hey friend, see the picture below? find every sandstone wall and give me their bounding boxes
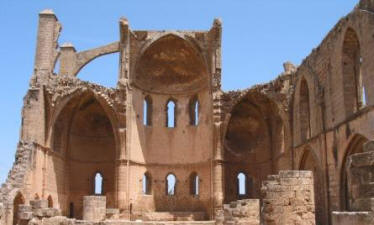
[331,140,374,225]
[261,170,315,225]
[215,199,259,225]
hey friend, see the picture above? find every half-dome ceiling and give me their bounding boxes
[134,34,208,93]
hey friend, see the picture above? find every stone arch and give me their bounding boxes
[299,145,326,225]
[189,172,199,196]
[188,95,199,126]
[133,34,209,94]
[339,133,368,210]
[299,78,311,142]
[142,172,152,195]
[143,95,153,126]
[73,42,120,77]
[166,173,177,196]
[48,89,119,219]
[48,88,120,156]
[223,91,286,202]
[93,171,104,195]
[293,72,321,146]
[165,98,177,128]
[137,32,205,61]
[341,27,364,116]
[12,192,25,225]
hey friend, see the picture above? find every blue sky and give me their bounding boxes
[0,0,357,183]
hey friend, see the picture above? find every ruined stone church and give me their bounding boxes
[1,0,374,225]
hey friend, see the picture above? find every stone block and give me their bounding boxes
[351,198,373,211]
[30,200,48,210]
[32,208,44,217]
[106,208,120,219]
[350,152,374,168]
[41,216,75,225]
[19,212,33,221]
[279,170,300,178]
[332,211,374,225]
[42,208,61,217]
[364,141,374,152]
[82,195,106,221]
[18,205,32,214]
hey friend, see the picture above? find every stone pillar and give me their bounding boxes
[116,163,128,210]
[82,196,106,221]
[59,43,76,76]
[261,170,316,225]
[34,9,61,80]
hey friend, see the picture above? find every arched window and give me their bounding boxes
[362,85,367,106]
[166,100,177,128]
[237,172,247,196]
[47,195,53,208]
[190,172,199,196]
[299,78,311,142]
[166,173,176,195]
[342,28,363,114]
[94,172,103,195]
[189,97,199,126]
[359,57,367,107]
[143,96,152,126]
[142,172,152,195]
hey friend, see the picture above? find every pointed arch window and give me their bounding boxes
[94,172,103,195]
[166,100,177,128]
[299,78,311,142]
[143,96,153,126]
[342,28,365,114]
[189,97,199,126]
[142,172,152,195]
[166,173,176,195]
[190,172,199,196]
[237,172,247,196]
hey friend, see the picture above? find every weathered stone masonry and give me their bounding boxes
[2,0,374,225]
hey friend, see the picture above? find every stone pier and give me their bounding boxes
[261,170,316,225]
[82,196,107,221]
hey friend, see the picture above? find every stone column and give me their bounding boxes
[82,196,106,221]
[59,43,76,76]
[34,9,61,80]
[262,170,316,225]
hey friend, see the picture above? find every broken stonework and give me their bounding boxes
[261,171,315,225]
[217,199,259,225]
[331,140,374,225]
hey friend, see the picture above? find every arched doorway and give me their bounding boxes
[340,134,367,211]
[12,192,25,225]
[299,147,326,225]
[52,92,117,219]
